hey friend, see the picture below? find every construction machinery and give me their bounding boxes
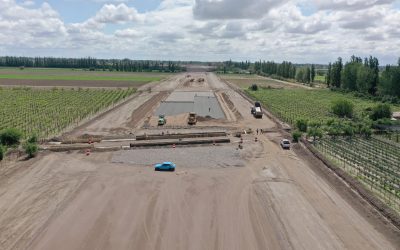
[188,112,197,125]
[158,114,166,126]
[252,101,263,118]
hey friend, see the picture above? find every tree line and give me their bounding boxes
[254,61,297,80]
[295,64,316,84]
[219,60,318,83]
[0,56,184,72]
[326,55,400,99]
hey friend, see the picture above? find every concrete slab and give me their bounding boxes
[194,96,225,119]
[165,91,214,102]
[156,102,193,116]
[155,91,225,119]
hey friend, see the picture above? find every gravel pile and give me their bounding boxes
[112,145,245,168]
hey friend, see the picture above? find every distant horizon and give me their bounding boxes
[0,55,399,67]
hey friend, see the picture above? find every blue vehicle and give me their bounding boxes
[154,162,176,171]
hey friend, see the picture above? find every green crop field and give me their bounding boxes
[375,132,400,144]
[246,88,400,125]
[0,87,135,138]
[0,73,162,82]
[316,137,400,212]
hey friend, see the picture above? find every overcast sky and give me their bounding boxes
[0,0,399,64]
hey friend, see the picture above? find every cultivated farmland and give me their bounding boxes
[0,87,135,138]
[0,68,169,88]
[316,137,400,212]
[246,88,400,124]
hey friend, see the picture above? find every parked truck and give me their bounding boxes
[188,112,197,125]
[253,101,263,118]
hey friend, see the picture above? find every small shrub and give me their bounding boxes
[296,119,308,132]
[27,134,38,144]
[0,128,23,146]
[331,99,354,118]
[292,131,302,142]
[343,125,354,138]
[369,104,392,121]
[326,126,340,139]
[250,84,258,91]
[24,143,38,158]
[360,126,372,138]
[307,127,323,142]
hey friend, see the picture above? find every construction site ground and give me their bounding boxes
[0,73,399,250]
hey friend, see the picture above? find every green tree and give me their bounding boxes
[306,67,311,84]
[343,124,354,139]
[250,84,258,91]
[342,59,362,91]
[365,56,379,95]
[311,64,315,82]
[0,128,22,146]
[296,119,308,132]
[356,66,374,93]
[379,65,400,97]
[292,131,302,142]
[296,68,304,83]
[331,99,354,118]
[331,57,343,88]
[360,126,372,139]
[370,104,392,120]
[24,143,38,158]
[28,134,38,144]
[326,126,341,139]
[307,127,323,142]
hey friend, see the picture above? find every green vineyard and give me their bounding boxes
[315,137,400,212]
[246,88,400,124]
[0,87,135,138]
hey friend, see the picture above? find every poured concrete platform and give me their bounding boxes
[156,91,225,119]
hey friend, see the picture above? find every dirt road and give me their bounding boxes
[0,73,398,250]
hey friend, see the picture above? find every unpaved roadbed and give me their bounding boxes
[0,72,398,250]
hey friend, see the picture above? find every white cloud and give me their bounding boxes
[315,0,395,11]
[92,3,141,24]
[114,28,142,38]
[0,0,399,63]
[193,0,289,19]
